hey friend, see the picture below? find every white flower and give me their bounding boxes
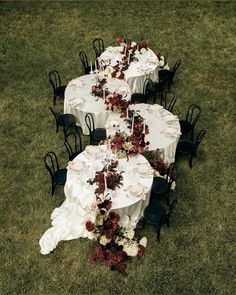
[107,73,112,78]
[115,71,121,78]
[140,48,147,54]
[100,235,111,245]
[159,60,164,67]
[120,42,126,47]
[123,241,139,257]
[154,170,161,177]
[123,228,135,239]
[117,46,124,53]
[139,237,147,248]
[131,41,137,48]
[160,55,165,60]
[171,181,176,190]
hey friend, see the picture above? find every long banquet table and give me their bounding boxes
[39,145,153,255]
[105,103,181,165]
[64,74,131,135]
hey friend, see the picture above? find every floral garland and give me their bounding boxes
[86,197,147,276]
[91,78,130,113]
[107,111,150,159]
[87,160,124,196]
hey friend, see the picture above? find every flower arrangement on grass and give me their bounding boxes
[86,196,147,276]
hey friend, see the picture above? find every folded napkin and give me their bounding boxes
[128,184,148,200]
[85,145,101,156]
[148,104,163,112]
[68,79,84,87]
[67,160,84,172]
[136,164,154,176]
[163,114,179,123]
[164,127,182,138]
[69,97,84,108]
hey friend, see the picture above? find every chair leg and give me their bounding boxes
[155,225,161,242]
[189,154,193,168]
[166,217,170,228]
[53,95,56,106]
[165,193,170,207]
[51,183,56,196]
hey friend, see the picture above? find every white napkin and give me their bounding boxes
[69,97,84,108]
[129,184,148,200]
[164,127,182,138]
[136,164,154,175]
[148,104,163,112]
[67,160,84,172]
[163,114,179,123]
[85,145,101,156]
[68,79,84,87]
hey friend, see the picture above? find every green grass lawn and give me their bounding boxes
[0,1,235,294]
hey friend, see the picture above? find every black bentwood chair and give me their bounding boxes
[85,113,106,145]
[92,38,105,59]
[64,132,83,161]
[49,70,66,105]
[179,104,201,140]
[176,129,206,168]
[131,78,157,104]
[43,151,67,196]
[151,163,177,206]
[170,59,181,83]
[158,69,172,90]
[143,199,178,242]
[49,107,77,139]
[161,91,177,113]
[79,51,93,75]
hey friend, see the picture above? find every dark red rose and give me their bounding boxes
[116,36,123,44]
[95,245,105,262]
[85,220,94,232]
[137,245,145,259]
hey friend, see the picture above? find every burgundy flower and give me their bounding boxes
[85,220,94,232]
[137,245,145,259]
[95,245,105,262]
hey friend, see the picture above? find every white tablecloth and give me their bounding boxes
[99,46,169,93]
[105,103,181,165]
[64,75,131,135]
[39,145,153,255]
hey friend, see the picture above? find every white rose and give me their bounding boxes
[100,235,111,245]
[171,181,176,190]
[117,46,124,53]
[123,228,135,239]
[140,48,147,54]
[123,241,139,257]
[139,237,147,248]
[131,41,137,48]
[159,60,164,67]
[160,55,164,60]
[116,71,121,78]
[107,73,112,78]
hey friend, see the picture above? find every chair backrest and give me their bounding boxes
[43,151,59,179]
[85,113,95,133]
[92,38,105,58]
[166,199,178,217]
[49,107,60,124]
[166,162,177,189]
[163,91,177,113]
[49,70,61,90]
[185,104,201,126]
[158,69,172,83]
[171,59,181,79]
[64,132,82,159]
[79,51,89,73]
[193,129,206,153]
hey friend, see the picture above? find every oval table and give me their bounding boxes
[99,46,170,93]
[105,103,181,165]
[64,74,131,135]
[39,145,153,255]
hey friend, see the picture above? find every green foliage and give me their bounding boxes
[0,1,235,294]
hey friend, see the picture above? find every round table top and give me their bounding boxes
[65,145,153,210]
